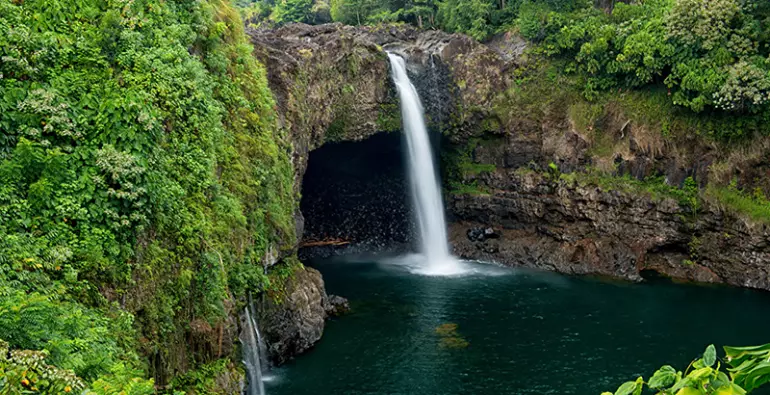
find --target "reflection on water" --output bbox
[268,255,770,395]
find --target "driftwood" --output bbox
[300,238,351,248]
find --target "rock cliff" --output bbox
[449,171,770,289]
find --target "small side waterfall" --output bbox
[387,53,460,275]
[241,308,266,395]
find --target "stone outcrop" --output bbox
[449,171,770,290]
[248,22,518,148]
[255,265,345,365]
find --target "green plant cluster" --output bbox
[536,0,770,117]
[602,343,770,395]
[706,181,770,225]
[1,0,297,389]
[559,170,701,211]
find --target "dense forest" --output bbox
[2,0,770,393]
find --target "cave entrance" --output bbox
[299,132,411,256]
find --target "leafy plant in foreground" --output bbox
[603,343,770,394]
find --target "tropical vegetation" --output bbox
[603,344,770,395]
[1,0,293,391]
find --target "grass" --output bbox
[461,162,496,176]
[448,181,489,196]
[706,184,770,225]
[559,169,699,211]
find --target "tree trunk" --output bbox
[418,14,423,28]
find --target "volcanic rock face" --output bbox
[448,171,770,289]
[247,22,515,149]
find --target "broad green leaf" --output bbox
[649,365,677,389]
[671,376,693,392]
[733,361,770,392]
[724,344,770,355]
[614,378,642,395]
[729,359,757,373]
[712,371,731,388]
[688,367,713,381]
[676,388,705,395]
[713,384,747,395]
[704,344,717,367]
[724,344,770,366]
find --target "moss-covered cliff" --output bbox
[0,0,312,391]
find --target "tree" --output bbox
[437,0,495,40]
[331,0,380,24]
[272,0,315,23]
[405,0,438,28]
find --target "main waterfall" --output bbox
[387,53,461,275]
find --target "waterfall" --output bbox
[241,308,266,395]
[387,53,460,275]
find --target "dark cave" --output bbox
[299,132,413,256]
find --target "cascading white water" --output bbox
[388,53,462,275]
[241,308,266,395]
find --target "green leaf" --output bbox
[724,343,770,368]
[733,361,770,392]
[687,367,714,382]
[614,378,643,395]
[649,365,677,389]
[704,344,717,367]
[712,384,747,395]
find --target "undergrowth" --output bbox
[706,182,770,225]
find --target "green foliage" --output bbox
[0,290,141,382]
[272,0,316,23]
[437,0,495,40]
[560,170,701,212]
[0,340,86,394]
[89,363,155,395]
[706,181,770,224]
[441,137,497,195]
[724,344,770,392]
[536,0,770,116]
[0,0,297,385]
[602,343,770,395]
[547,162,561,182]
[170,358,236,394]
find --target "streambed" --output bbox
[267,256,770,394]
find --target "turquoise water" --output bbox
[267,255,770,394]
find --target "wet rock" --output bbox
[467,227,499,242]
[325,295,350,317]
[256,266,329,365]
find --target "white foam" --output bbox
[380,254,510,277]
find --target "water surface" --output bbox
[268,256,770,394]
